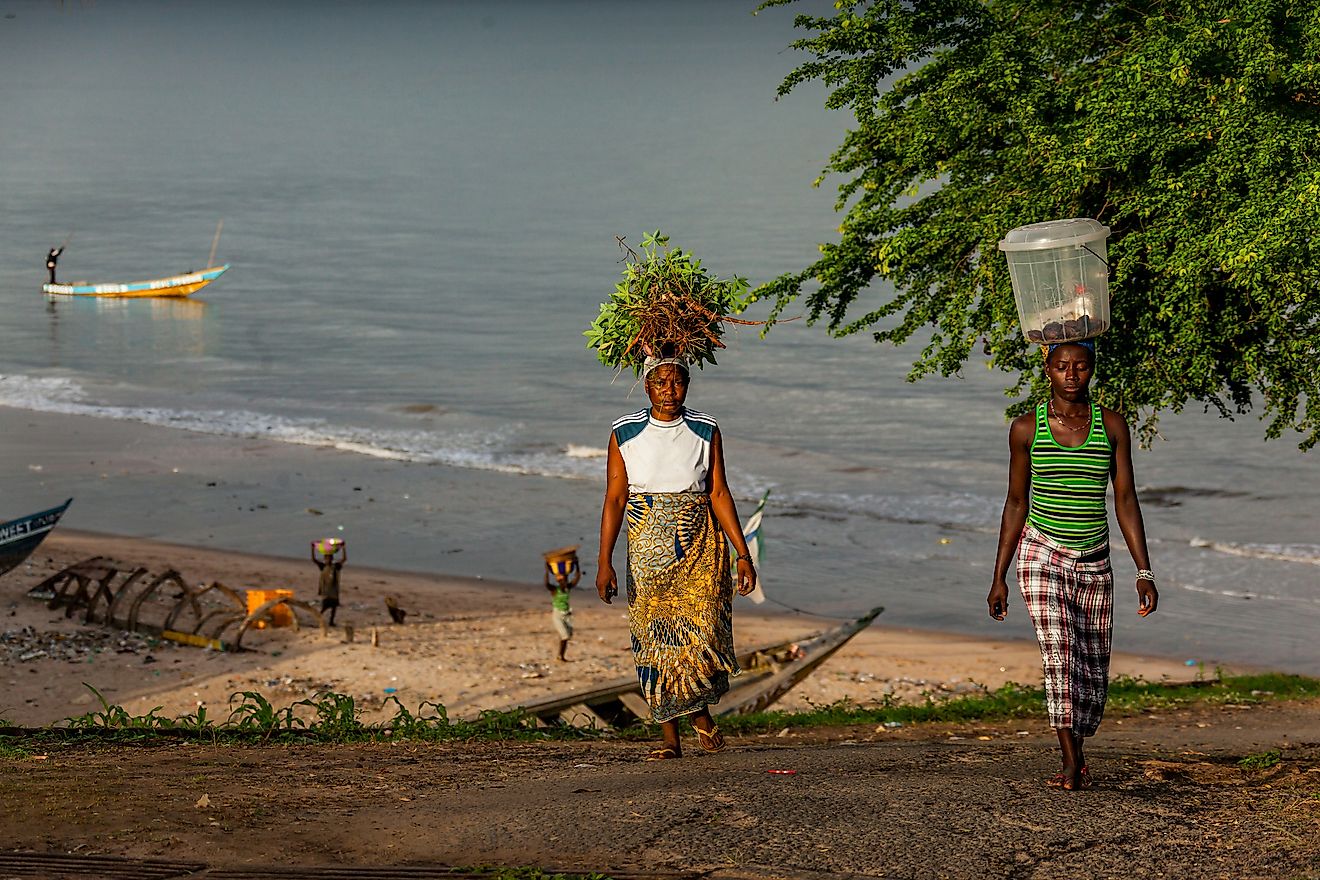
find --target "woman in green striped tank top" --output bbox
[987,340,1159,792]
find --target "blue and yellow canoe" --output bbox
[42,264,229,298]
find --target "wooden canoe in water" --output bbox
[0,499,72,579]
[505,606,884,729]
[42,264,229,298]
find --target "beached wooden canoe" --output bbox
[0,499,72,579]
[42,264,229,298]
[504,606,884,729]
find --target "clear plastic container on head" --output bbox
[998,218,1110,345]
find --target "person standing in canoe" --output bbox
[987,339,1158,791]
[46,247,63,285]
[597,357,757,761]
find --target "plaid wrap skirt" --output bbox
[1016,525,1114,737]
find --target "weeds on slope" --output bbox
[1,672,1317,748]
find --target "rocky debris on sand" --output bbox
[0,626,174,665]
[836,672,991,703]
[237,674,341,698]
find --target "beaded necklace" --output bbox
[1049,398,1091,432]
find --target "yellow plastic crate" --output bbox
[245,589,295,628]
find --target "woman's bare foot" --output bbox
[1049,728,1086,790]
[1046,766,1082,790]
[1061,766,1082,790]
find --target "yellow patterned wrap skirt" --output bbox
[625,491,739,723]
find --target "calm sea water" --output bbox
[1,1,1316,674]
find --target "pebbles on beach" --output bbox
[1,625,173,665]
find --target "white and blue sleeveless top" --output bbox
[612,407,718,494]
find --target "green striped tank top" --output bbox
[1028,401,1111,549]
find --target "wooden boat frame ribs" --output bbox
[27,556,325,651]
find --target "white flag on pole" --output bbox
[737,489,770,604]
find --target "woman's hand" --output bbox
[987,579,1009,620]
[1136,577,1158,617]
[735,558,757,596]
[596,563,618,604]
[597,435,627,606]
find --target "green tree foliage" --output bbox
[755,0,1320,448]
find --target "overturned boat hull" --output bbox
[508,606,884,729]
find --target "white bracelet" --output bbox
[1135,569,1155,583]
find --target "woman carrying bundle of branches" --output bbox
[588,233,757,761]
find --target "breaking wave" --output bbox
[1190,537,1320,566]
[1177,581,1320,606]
[0,374,603,479]
[0,374,1003,530]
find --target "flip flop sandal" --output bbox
[645,746,680,761]
[1079,766,1094,789]
[695,724,727,754]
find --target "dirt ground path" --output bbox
[3,700,1319,879]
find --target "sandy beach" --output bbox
[2,530,1201,729]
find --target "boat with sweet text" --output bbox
[0,499,72,579]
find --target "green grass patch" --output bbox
[0,673,1316,748]
[1237,749,1283,771]
[0,740,32,759]
[714,672,1320,735]
[0,684,608,747]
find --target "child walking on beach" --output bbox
[987,340,1158,791]
[312,540,346,627]
[543,547,580,662]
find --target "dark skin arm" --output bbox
[1103,408,1158,616]
[988,414,1035,620]
[596,433,628,604]
[546,568,581,593]
[708,429,757,597]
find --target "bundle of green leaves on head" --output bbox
[585,231,753,375]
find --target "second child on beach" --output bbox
[543,547,580,662]
[988,340,1158,791]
